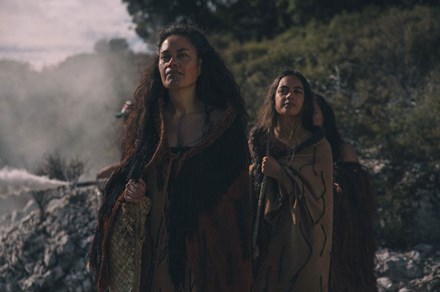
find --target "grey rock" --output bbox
[44,247,57,267]
[0,186,98,291]
[1,184,439,292]
[414,243,433,254]
[405,260,423,279]
[377,277,396,291]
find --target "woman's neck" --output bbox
[275,116,305,146]
[165,88,208,148]
[168,88,202,115]
[276,116,301,135]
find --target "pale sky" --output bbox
[0,0,147,70]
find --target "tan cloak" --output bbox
[250,128,333,292]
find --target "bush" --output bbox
[375,162,440,247]
[220,4,440,248]
[34,152,85,182]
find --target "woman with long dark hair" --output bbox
[314,93,377,292]
[89,23,252,292]
[250,69,334,291]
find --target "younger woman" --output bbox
[250,69,333,292]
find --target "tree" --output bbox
[122,0,221,40]
[121,0,439,42]
[94,38,129,53]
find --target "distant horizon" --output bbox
[0,0,148,71]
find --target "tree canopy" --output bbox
[121,0,438,41]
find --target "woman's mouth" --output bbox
[165,68,179,77]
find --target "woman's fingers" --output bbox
[124,179,147,203]
[261,156,281,179]
[261,156,273,174]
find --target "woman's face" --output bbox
[274,75,305,117]
[313,101,324,127]
[158,35,201,90]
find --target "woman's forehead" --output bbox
[159,35,196,53]
[278,75,303,88]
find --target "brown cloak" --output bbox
[90,100,253,292]
[330,161,377,292]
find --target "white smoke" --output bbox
[0,167,68,196]
[0,48,150,180]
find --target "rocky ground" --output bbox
[0,187,99,291]
[376,246,440,291]
[0,186,439,291]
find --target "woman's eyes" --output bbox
[278,88,303,95]
[177,52,190,59]
[277,88,304,98]
[160,53,189,62]
[278,88,289,94]
[160,54,171,62]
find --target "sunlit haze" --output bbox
[0,0,153,181]
[0,0,147,70]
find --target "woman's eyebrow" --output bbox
[160,48,191,54]
[279,85,304,90]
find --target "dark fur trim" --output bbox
[168,114,250,287]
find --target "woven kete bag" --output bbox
[108,197,152,292]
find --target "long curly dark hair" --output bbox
[314,93,344,162]
[121,23,247,163]
[254,69,315,133]
[92,23,249,290]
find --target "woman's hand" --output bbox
[261,156,282,180]
[124,179,147,203]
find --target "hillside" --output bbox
[220,5,440,248]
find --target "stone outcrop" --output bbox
[376,246,440,292]
[0,186,99,291]
[0,186,439,291]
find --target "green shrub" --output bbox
[221,4,440,247]
[34,152,85,182]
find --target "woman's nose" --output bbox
[168,57,179,67]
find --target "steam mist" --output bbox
[0,44,150,181]
[0,167,68,195]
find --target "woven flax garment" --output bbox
[108,197,152,292]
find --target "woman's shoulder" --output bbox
[340,142,359,163]
[248,125,266,137]
[248,126,268,145]
[297,127,326,151]
[247,126,269,155]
